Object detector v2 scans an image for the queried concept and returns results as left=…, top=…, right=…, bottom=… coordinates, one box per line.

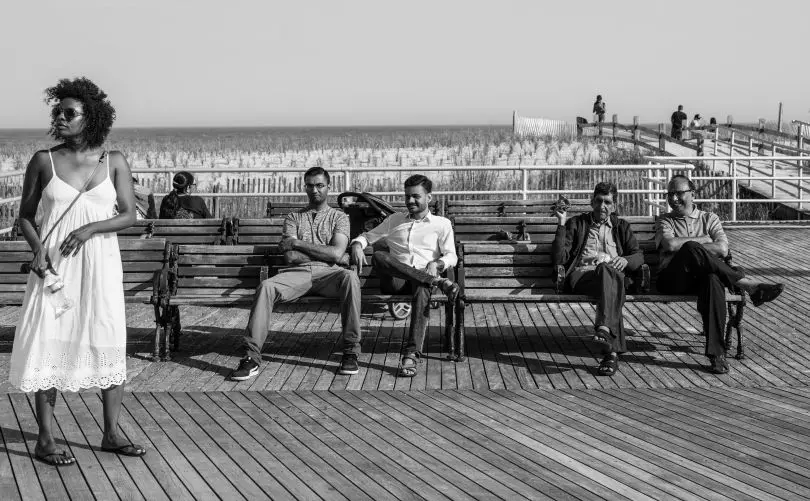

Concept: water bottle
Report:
left=42, top=270, right=74, bottom=318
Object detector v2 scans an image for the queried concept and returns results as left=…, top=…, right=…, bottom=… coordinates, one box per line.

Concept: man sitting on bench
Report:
left=553, top=181, right=643, bottom=377
left=655, top=174, right=784, bottom=375
left=349, top=174, right=459, bottom=378
left=230, top=166, right=362, bottom=381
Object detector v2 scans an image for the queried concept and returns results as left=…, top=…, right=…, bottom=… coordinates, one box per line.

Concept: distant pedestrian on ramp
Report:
left=671, top=105, right=687, bottom=140
left=593, top=95, right=606, bottom=124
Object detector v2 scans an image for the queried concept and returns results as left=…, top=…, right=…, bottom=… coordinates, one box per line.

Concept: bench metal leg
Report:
left=724, top=300, right=746, bottom=360
left=164, top=318, right=173, bottom=362
left=445, top=300, right=455, bottom=361
left=152, top=304, right=163, bottom=362
left=454, top=299, right=466, bottom=362
left=724, top=299, right=746, bottom=360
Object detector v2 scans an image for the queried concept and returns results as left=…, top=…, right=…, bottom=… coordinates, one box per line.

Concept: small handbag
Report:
left=24, top=151, right=106, bottom=274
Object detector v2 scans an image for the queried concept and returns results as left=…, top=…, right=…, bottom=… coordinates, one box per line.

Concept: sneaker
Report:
left=230, top=357, right=259, bottom=381
left=338, top=353, right=359, bottom=375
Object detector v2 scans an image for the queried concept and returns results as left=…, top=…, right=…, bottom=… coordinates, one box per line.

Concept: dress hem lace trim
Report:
left=10, top=372, right=127, bottom=393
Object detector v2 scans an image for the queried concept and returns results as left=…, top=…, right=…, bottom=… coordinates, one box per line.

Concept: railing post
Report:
left=658, top=124, right=665, bottom=152
left=521, top=166, right=528, bottom=200
left=771, top=144, right=776, bottom=199
left=647, top=163, right=653, bottom=217
left=731, top=159, right=737, bottom=221
left=344, top=169, right=351, bottom=193
left=747, top=137, right=753, bottom=186
left=612, top=114, right=617, bottom=141
left=728, top=130, right=734, bottom=175
left=713, top=126, right=718, bottom=173
left=799, top=162, right=804, bottom=211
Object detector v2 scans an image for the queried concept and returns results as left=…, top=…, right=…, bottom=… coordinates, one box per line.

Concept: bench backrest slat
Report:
left=0, top=238, right=168, bottom=304
left=458, top=218, right=662, bottom=294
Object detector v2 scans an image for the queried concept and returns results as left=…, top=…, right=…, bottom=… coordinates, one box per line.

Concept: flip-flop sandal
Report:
left=597, top=355, right=618, bottom=377
left=397, top=355, right=418, bottom=378
left=35, top=450, right=76, bottom=467
left=101, top=443, right=146, bottom=457
left=592, top=330, right=612, bottom=351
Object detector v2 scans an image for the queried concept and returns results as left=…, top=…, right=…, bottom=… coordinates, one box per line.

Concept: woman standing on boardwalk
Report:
left=9, top=77, right=145, bottom=465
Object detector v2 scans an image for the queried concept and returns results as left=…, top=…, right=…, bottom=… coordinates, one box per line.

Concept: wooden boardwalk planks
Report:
left=1, top=386, right=808, bottom=500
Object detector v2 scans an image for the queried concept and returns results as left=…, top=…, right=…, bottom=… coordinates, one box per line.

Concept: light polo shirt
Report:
left=351, top=211, right=458, bottom=270
left=283, top=206, right=350, bottom=267
left=655, top=206, right=727, bottom=270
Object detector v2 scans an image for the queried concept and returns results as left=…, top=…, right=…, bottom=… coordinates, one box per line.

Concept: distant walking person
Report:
left=159, top=171, right=212, bottom=219
left=671, top=105, right=688, bottom=140
left=592, top=95, right=606, bottom=124
left=10, top=77, right=145, bottom=466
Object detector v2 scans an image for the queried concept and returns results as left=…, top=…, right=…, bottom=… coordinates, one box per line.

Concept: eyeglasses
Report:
left=55, top=108, right=83, bottom=121
left=666, top=189, right=692, bottom=198
left=305, top=183, right=327, bottom=190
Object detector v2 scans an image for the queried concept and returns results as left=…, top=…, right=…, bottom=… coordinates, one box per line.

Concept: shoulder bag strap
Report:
left=40, top=150, right=107, bottom=245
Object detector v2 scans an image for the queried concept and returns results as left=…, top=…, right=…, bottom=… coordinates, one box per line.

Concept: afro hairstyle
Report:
left=45, top=77, right=116, bottom=149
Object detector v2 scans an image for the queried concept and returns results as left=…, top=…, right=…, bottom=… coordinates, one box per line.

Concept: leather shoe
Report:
left=708, top=354, right=729, bottom=375
left=750, top=283, right=784, bottom=307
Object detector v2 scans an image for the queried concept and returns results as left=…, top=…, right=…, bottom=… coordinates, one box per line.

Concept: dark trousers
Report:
left=373, top=251, right=435, bottom=356
left=656, top=241, right=744, bottom=357
left=672, top=127, right=683, bottom=140
left=242, top=265, right=362, bottom=363
left=569, top=263, right=627, bottom=353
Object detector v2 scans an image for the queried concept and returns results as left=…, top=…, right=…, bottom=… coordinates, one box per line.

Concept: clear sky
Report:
left=2, top=0, right=808, bottom=128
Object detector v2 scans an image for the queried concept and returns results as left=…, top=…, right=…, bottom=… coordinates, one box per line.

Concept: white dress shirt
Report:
left=351, top=211, right=458, bottom=270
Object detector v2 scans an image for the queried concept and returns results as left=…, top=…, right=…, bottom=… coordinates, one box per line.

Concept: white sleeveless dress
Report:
left=9, top=150, right=127, bottom=392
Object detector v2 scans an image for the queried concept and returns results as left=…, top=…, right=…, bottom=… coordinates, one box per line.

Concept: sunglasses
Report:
left=55, top=108, right=83, bottom=121
left=666, top=189, right=692, bottom=198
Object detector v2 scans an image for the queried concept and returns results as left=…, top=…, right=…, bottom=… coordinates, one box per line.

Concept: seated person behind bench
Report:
left=350, top=174, right=459, bottom=378
left=230, top=166, right=361, bottom=381
left=655, top=174, right=784, bottom=375
left=158, top=171, right=212, bottom=219
left=552, top=181, right=643, bottom=377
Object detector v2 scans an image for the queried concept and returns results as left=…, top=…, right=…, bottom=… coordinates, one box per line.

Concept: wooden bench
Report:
left=450, top=217, right=745, bottom=362
left=0, top=238, right=172, bottom=359
left=443, top=198, right=592, bottom=218
left=117, top=218, right=235, bottom=244
left=450, top=214, right=654, bottom=243
left=158, top=243, right=456, bottom=360
left=8, top=218, right=236, bottom=244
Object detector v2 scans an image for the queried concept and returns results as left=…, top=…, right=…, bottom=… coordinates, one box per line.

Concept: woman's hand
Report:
left=60, top=224, right=96, bottom=257
left=30, top=248, right=53, bottom=278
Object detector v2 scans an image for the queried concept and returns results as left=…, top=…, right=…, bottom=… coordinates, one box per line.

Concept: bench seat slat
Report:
left=462, top=291, right=743, bottom=302
left=463, top=255, right=553, bottom=265
left=169, top=293, right=449, bottom=305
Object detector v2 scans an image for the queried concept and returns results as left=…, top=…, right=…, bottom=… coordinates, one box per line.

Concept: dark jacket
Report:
left=552, top=212, right=644, bottom=276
